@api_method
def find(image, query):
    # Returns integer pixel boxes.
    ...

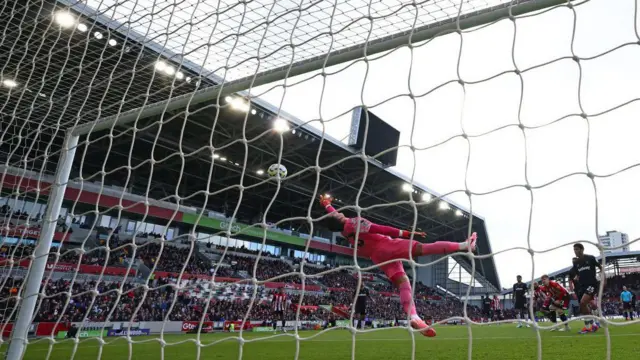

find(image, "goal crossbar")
[70,0,568,137]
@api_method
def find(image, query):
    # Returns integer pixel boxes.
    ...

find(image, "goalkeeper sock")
[560,314,568,323]
[398,281,418,318]
[420,242,460,255]
[550,312,557,323]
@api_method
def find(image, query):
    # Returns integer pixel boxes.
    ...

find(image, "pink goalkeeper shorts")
[370,237,419,280]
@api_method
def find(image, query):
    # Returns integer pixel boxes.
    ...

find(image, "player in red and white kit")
[491,295,502,323]
[319,195,477,337]
[540,275,571,331]
[271,287,288,333]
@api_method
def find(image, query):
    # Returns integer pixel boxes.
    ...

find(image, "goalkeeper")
[318,195,476,337]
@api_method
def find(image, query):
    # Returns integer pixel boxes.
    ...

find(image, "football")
[267,163,287,178]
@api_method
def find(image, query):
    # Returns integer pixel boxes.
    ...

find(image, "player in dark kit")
[513,275,530,328]
[481,294,492,323]
[353,283,370,329]
[572,243,603,334]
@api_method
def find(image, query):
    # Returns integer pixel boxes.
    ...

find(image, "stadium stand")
[2,234,639,328]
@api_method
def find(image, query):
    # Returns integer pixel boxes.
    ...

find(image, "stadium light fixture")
[212,154,220,159]
[228,97,250,112]
[93,31,103,40]
[256,169,264,175]
[220,157,227,162]
[77,23,88,32]
[273,118,290,133]
[54,11,76,28]
[455,209,463,217]
[225,96,232,103]
[421,193,432,202]
[176,71,185,80]
[108,39,117,47]
[154,61,167,72]
[2,79,18,88]
[186,77,192,83]
[439,201,450,210]
[291,129,296,135]
[251,109,257,115]
[325,194,331,198]
[164,65,176,76]
[401,183,413,193]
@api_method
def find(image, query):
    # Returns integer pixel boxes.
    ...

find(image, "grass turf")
[6,321,640,360]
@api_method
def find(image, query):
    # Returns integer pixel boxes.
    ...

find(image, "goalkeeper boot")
[410,319,436,337]
[460,232,477,253]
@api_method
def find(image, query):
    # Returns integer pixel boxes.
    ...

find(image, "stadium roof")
[0,0,506,290]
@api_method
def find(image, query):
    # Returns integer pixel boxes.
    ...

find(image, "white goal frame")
[6,0,567,359]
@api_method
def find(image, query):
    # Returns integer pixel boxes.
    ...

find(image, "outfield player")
[513,275,530,328]
[620,286,634,320]
[272,287,288,333]
[532,282,547,322]
[481,295,492,323]
[353,282,370,329]
[491,295,502,322]
[572,243,602,334]
[319,194,476,337]
[540,275,570,331]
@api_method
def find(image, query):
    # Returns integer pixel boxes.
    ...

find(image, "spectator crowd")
[1,241,639,327]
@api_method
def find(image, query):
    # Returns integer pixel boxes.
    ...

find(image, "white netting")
[1,0,639,359]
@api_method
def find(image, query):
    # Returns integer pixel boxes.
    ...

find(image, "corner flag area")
[8,322,640,360]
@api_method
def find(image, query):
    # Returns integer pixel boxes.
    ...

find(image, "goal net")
[1,0,639,359]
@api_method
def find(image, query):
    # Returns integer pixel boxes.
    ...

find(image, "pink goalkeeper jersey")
[323,204,406,259]
[342,217,404,258]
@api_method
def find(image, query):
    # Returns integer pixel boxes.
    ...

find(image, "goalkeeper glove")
[319,194,333,208]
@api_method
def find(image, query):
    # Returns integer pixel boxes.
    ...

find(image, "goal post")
[71,0,568,136]
[5,133,79,360]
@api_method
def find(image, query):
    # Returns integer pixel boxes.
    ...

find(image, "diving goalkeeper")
[318,195,477,337]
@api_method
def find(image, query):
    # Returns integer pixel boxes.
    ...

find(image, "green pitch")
[6,321,640,360]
